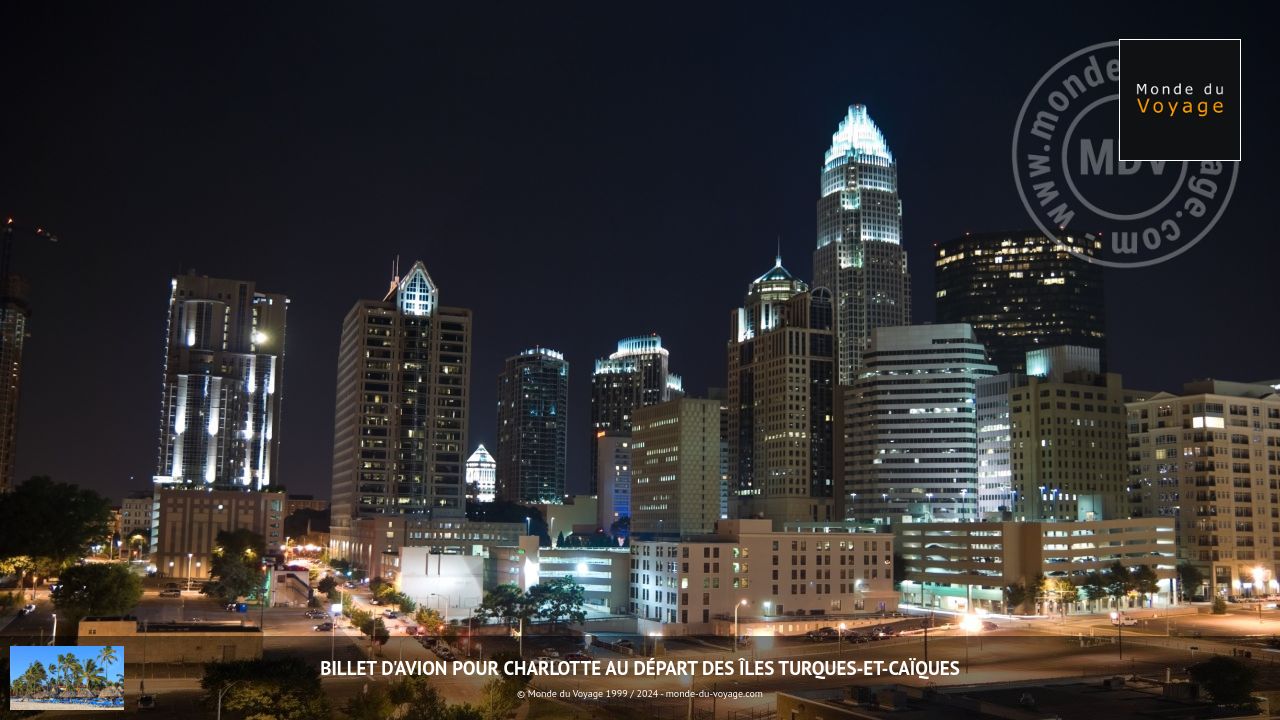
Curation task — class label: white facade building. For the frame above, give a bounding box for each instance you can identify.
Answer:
[630,519,896,636]
[466,444,496,503]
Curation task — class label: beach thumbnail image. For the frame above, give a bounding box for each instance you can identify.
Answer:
[9,645,125,711]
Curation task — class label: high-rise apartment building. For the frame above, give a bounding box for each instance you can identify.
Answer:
[0,274,29,493]
[1128,380,1280,597]
[845,324,996,524]
[496,347,568,504]
[630,397,723,538]
[154,274,288,492]
[595,431,631,534]
[934,231,1106,373]
[329,261,471,557]
[813,104,911,384]
[727,256,835,528]
[976,373,1020,516]
[590,336,682,492]
[465,444,496,503]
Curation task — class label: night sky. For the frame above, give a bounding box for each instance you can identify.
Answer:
[2,4,1276,503]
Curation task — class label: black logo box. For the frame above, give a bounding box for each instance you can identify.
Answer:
[1119,38,1241,162]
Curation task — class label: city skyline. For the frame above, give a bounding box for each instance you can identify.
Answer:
[1,5,1277,503]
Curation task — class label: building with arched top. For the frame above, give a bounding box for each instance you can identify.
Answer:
[813,104,911,383]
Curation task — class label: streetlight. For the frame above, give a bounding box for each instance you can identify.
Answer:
[187,553,194,592]
[216,680,241,720]
[1110,611,1124,659]
[1254,567,1268,623]
[838,622,847,656]
[732,599,748,652]
[50,613,57,645]
[959,613,981,672]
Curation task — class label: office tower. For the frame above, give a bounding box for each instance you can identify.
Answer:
[595,431,631,534]
[496,347,568,504]
[1005,347,1150,522]
[976,373,1020,516]
[630,397,723,538]
[845,324,996,524]
[813,104,911,384]
[153,273,287,492]
[330,260,472,549]
[1127,379,1280,598]
[934,231,1106,373]
[589,335,683,492]
[707,387,730,521]
[0,274,29,493]
[727,255,835,528]
[465,444,497,503]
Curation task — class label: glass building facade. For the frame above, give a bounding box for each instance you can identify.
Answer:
[496,347,569,504]
[934,231,1106,373]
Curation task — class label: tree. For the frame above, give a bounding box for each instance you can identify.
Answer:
[415,606,445,633]
[1131,565,1161,607]
[202,528,267,604]
[1177,562,1206,600]
[474,584,531,628]
[1082,571,1109,612]
[1106,562,1134,607]
[609,515,630,543]
[1212,595,1228,614]
[1189,656,1258,709]
[316,576,338,595]
[51,563,143,628]
[1003,582,1029,613]
[0,477,113,567]
[528,576,586,632]
[479,677,523,720]
[200,656,330,720]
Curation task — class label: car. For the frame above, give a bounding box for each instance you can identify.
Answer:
[981,621,999,631]
[806,626,838,641]
[305,610,328,619]
[564,652,591,661]
[159,589,181,598]
[1111,615,1138,626]
[615,639,634,649]
[383,610,398,619]
[314,622,334,631]
[18,603,36,616]
[369,598,381,605]
[137,694,156,710]
[541,648,561,658]
[735,635,751,648]
[420,637,438,647]
[434,647,454,660]
[344,581,356,589]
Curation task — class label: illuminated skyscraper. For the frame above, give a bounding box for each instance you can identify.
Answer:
[153,273,288,492]
[496,347,569,504]
[465,444,496,503]
[935,231,1106,373]
[727,255,836,527]
[589,335,682,493]
[844,324,995,524]
[330,261,472,541]
[814,104,911,384]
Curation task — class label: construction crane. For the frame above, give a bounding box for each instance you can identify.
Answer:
[1,217,58,310]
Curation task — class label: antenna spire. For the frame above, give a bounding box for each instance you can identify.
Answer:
[775,236,783,267]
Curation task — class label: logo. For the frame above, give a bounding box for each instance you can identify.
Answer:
[1012,41,1238,268]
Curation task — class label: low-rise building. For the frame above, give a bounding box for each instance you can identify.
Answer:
[332,516,523,583]
[896,517,1176,612]
[487,535,631,614]
[79,616,262,665]
[154,489,286,581]
[630,519,896,636]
